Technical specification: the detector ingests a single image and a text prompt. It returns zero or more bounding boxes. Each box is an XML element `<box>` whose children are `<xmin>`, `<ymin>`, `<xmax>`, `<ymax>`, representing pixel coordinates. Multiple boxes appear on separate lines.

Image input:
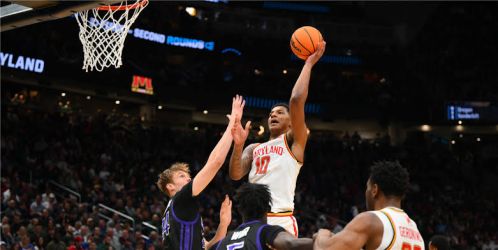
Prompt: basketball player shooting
<box><xmin>229</xmin><ymin>41</ymin><xmax>326</xmax><ymax>237</ymax></box>
<box><xmin>313</xmin><ymin>161</ymin><xmax>425</xmax><ymax>250</ymax></box>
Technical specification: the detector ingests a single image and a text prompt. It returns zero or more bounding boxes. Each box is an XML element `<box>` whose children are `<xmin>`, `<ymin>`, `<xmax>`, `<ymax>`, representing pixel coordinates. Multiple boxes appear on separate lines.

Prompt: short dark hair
<box><xmin>271</xmin><ymin>103</ymin><xmax>289</xmax><ymax>112</ymax></box>
<box><xmin>369</xmin><ymin>161</ymin><xmax>409</xmax><ymax>198</ymax></box>
<box><xmin>430</xmin><ymin>235</ymin><xmax>450</xmax><ymax>250</ymax></box>
<box><xmin>235</xmin><ymin>183</ymin><xmax>272</xmax><ymax>221</ymax></box>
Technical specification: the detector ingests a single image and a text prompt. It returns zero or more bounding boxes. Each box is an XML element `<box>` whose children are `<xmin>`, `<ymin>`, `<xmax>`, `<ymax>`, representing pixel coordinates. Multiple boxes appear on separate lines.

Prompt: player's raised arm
<box><xmin>205</xmin><ymin>195</ymin><xmax>232</xmax><ymax>250</ymax></box>
<box><xmin>313</xmin><ymin>212</ymin><xmax>381</xmax><ymax>250</ymax></box>
<box><xmin>192</xmin><ymin>95</ymin><xmax>244</xmax><ymax>196</ymax></box>
<box><xmin>288</xmin><ymin>41</ymin><xmax>326</xmax><ymax>163</ymax></box>
<box><xmin>229</xmin><ymin>143</ymin><xmax>257</xmax><ymax>180</ymax></box>
<box><xmin>228</xmin><ymin>100</ymin><xmax>255</xmax><ymax>181</ymax></box>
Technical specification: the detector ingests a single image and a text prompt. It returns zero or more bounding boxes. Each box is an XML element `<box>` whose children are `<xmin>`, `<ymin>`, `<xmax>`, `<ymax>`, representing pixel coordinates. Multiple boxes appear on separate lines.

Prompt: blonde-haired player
<box><xmin>314</xmin><ymin>161</ymin><xmax>425</xmax><ymax>250</ymax></box>
<box><xmin>229</xmin><ymin>41</ymin><xmax>326</xmax><ymax>237</ymax></box>
<box><xmin>157</xmin><ymin>95</ymin><xmax>245</xmax><ymax>250</ymax></box>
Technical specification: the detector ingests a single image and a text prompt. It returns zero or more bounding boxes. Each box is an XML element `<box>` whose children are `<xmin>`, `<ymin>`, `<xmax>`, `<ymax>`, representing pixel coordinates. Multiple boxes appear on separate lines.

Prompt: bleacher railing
<box><xmin>98</xmin><ymin>203</ymin><xmax>136</xmax><ymax>230</ymax></box>
<box><xmin>48</xmin><ymin>180</ymin><xmax>173</xmax><ymax>235</ymax></box>
<box><xmin>49</xmin><ymin>180</ymin><xmax>82</xmax><ymax>203</ymax></box>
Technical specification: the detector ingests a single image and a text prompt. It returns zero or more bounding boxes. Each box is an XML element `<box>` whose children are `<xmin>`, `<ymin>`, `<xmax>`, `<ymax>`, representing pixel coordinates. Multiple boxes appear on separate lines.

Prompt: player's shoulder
<box><xmin>245</xmin><ymin>142</ymin><xmax>260</xmax><ymax>151</ymax></box>
<box><xmin>347</xmin><ymin>212</ymin><xmax>383</xmax><ymax>233</ymax></box>
<box><xmin>355</xmin><ymin>212</ymin><xmax>380</xmax><ymax>223</ymax></box>
<box><xmin>264</xmin><ymin>223</ymin><xmax>286</xmax><ymax>233</ymax></box>
<box><xmin>261</xmin><ymin>224</ymin><xmax>287</xmax><ymax>246</ymax></box>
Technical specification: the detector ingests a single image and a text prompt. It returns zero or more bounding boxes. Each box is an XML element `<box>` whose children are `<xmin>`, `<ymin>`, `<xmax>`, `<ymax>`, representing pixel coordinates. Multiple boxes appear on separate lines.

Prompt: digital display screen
<box><xmin>447</xmin><ymin>102</ymin><xmax>498</xmax><ymax>121</ymax></box>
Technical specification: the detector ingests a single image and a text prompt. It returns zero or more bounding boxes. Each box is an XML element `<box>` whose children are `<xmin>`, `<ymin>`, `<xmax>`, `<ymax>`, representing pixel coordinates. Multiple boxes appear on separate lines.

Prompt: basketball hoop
<box><xmin>75</xmin><ymin>0</ymin><xmax>148</xmax><ymax>72</ymax></box>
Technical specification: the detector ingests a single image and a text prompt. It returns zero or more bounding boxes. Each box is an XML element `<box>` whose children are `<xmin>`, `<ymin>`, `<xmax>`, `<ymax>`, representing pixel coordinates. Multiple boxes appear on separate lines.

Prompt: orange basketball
<box><xmin>290</xmin><ymin>26</ymin><xmax>323</xmax><ymax>60</ymax></box>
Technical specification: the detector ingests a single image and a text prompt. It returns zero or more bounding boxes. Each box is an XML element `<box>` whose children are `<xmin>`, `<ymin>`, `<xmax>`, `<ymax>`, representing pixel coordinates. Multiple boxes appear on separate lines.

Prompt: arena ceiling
<box><xmin>1</xmin><ymin>2</ymin><xmax>497</xmax><ymax>124</ymax></box>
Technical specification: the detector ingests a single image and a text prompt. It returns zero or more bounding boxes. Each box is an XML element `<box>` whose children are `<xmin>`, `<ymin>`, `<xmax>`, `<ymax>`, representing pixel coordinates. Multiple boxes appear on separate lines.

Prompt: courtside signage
<box><xmin>0</xmin><ymin>52</ymin><xmax>45</xmax><ymax>73</ymax></box>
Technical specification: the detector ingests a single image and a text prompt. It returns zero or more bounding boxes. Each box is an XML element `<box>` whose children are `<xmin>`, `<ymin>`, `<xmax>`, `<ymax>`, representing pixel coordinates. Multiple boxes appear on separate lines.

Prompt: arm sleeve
<box><xmin>261</xmin><ymin>225</ymin><xmax>286</xmax><ymax>247</ymax></box>
<box><xmin>172</xmin><ymin>182</ymin><xmax>199</xmax><ymax>221</ymax></box>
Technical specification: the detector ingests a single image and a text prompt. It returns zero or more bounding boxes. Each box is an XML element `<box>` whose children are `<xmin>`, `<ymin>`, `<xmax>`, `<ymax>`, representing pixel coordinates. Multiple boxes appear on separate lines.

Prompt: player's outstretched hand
<box><xmin>227</xmin><ymin>95</ymin><xmax>244</xmax><ymax>123</ymax></box>
<box><xmin>306</xmin><ymin>41</ymin><xmax>326</xmax><ymax>67</ymax></box>
<box><xmin>231</xmin><ymin>118</ymin><xmax>251</xmax><ymax>147</ymax></box>
<box><xmin>227</xmin><ymin>95</ymin><xmax>251</xmax><ymax>145</ymax></box>
<box><xmin>219</xmin><ymin>195</ymin><xmax>232</xmax><ymax>227</ymax></box>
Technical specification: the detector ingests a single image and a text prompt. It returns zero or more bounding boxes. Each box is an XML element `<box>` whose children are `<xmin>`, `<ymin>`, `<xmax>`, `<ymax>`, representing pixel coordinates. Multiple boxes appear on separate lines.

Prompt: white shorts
<box><xmin>267</xmin><ymin>213</ymin><xmax>298</xmax><ymax>237</ymax></box>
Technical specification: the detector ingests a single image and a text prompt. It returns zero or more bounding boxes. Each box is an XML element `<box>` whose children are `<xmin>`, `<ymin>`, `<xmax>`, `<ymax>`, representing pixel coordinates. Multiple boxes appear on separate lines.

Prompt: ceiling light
<box><xmin>185</xmin><ymin>7</ymin><xmax>196</xmax><ymax>17</ymax></box>
<box><xmin>421</xmin><ymin>125</ymin><xmax>430</xmax><ymax>132</ymax></box>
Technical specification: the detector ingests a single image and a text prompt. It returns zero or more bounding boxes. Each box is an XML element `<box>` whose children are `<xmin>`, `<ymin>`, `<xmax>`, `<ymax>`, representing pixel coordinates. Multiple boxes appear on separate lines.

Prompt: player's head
<box><xmin>156</xmin><ymin>162</ymin><xmax>191</xmax><ymax>197</ymax></box>
<box><xmin>235</xmin><ymin>183</ymin><xmax>272</xmax><ymax>222</ymax></box>
<box><xmin>429</xmin><ymin>235</ymin><xmax>450</xmax><ymax>250</ymax></box>
<box><xmin>268</xmin><ymin>103</ymin><xmax>291</xmax><ymax>137</ymax></box>
<box><xmin>365</xmin><ymin>161</ymin><xmax>409</xmax><ymax>211</ymax></box>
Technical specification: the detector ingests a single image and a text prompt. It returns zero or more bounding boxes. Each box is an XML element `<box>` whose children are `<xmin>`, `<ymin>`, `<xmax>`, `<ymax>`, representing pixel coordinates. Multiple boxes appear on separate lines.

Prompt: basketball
<box><xmin>290</xmin><ymin>26</ymin><xmax>323</xmax><ymax>60</ymax></box>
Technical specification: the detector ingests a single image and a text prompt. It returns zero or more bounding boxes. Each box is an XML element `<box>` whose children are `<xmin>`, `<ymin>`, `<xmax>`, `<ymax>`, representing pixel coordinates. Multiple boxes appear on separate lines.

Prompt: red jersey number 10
<box><xmin>255</xmin><ymin>155</ymin><xmax>270</xmax><ymax>174</ymax></box>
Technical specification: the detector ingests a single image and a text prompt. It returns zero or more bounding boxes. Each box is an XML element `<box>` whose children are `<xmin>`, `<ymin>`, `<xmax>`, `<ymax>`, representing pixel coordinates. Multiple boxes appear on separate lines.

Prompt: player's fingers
<box><xmin>245</xmin><ymin>121</ymin><xmax>252</xmax><ymax>131</ymax></box>
<box><xmin>321</xmin><ymin>41</ymin><xmax>326</xmax><ymax>53</ymax></box>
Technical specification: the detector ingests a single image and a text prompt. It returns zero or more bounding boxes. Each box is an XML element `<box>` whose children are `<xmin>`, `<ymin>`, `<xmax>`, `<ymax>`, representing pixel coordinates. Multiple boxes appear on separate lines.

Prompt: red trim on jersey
<box><xmin>290</xmin><ymin>215</ymin><xmax>298</xmax><ymax>237</ymax></box>
<box><xmin>267</xmin><ymin>211</ymin><xmax>293</xmax><ymax>217</ymax></box>
<box><xmin>283</xmin><ymin>134</ymin><xmax>303</xmax><ymax>164</ymax></box>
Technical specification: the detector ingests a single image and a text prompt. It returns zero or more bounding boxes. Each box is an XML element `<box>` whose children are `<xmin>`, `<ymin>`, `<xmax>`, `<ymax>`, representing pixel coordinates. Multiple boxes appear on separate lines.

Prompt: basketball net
<box><xmin>75</xmin><ymin>0</ymin><xmax>148</xmax><ymax>72</ymax></box>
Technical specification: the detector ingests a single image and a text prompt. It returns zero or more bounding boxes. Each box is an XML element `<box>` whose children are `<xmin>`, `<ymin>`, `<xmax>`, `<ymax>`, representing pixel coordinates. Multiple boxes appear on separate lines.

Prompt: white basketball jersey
<box><xmin>249</xmin><ymin>134</ymin><xmax>303</xmax><ymax>213</ymax></box>
<box><xmin>371</xmin><ymin>207</ymin><xmax>425</xmax><ymax>250</ymax></box>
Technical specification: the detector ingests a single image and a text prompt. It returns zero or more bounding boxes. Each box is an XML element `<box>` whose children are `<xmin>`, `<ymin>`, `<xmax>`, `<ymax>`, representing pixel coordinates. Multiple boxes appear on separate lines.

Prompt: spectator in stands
<box><xmin>1</xmin><ymin>224</ymin><xmax>15</xmax><ymax>248</ymax></box>
<box><xmin>30</xmin><ymin>195</ymin><xmax>47</xmax><ymax>216</ymax></box>
<box><xmin>46</xmin><ymin>229</ymin><xmax>66</xmax><ymax>250</ymax></box>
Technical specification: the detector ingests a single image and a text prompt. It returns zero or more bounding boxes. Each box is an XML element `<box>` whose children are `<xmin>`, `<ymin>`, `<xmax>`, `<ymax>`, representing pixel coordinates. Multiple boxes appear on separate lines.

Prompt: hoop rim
<box><xmin>97</xmin><ymin>0</ymin><xmax>148</xmax><ymax>11</ymax></box>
